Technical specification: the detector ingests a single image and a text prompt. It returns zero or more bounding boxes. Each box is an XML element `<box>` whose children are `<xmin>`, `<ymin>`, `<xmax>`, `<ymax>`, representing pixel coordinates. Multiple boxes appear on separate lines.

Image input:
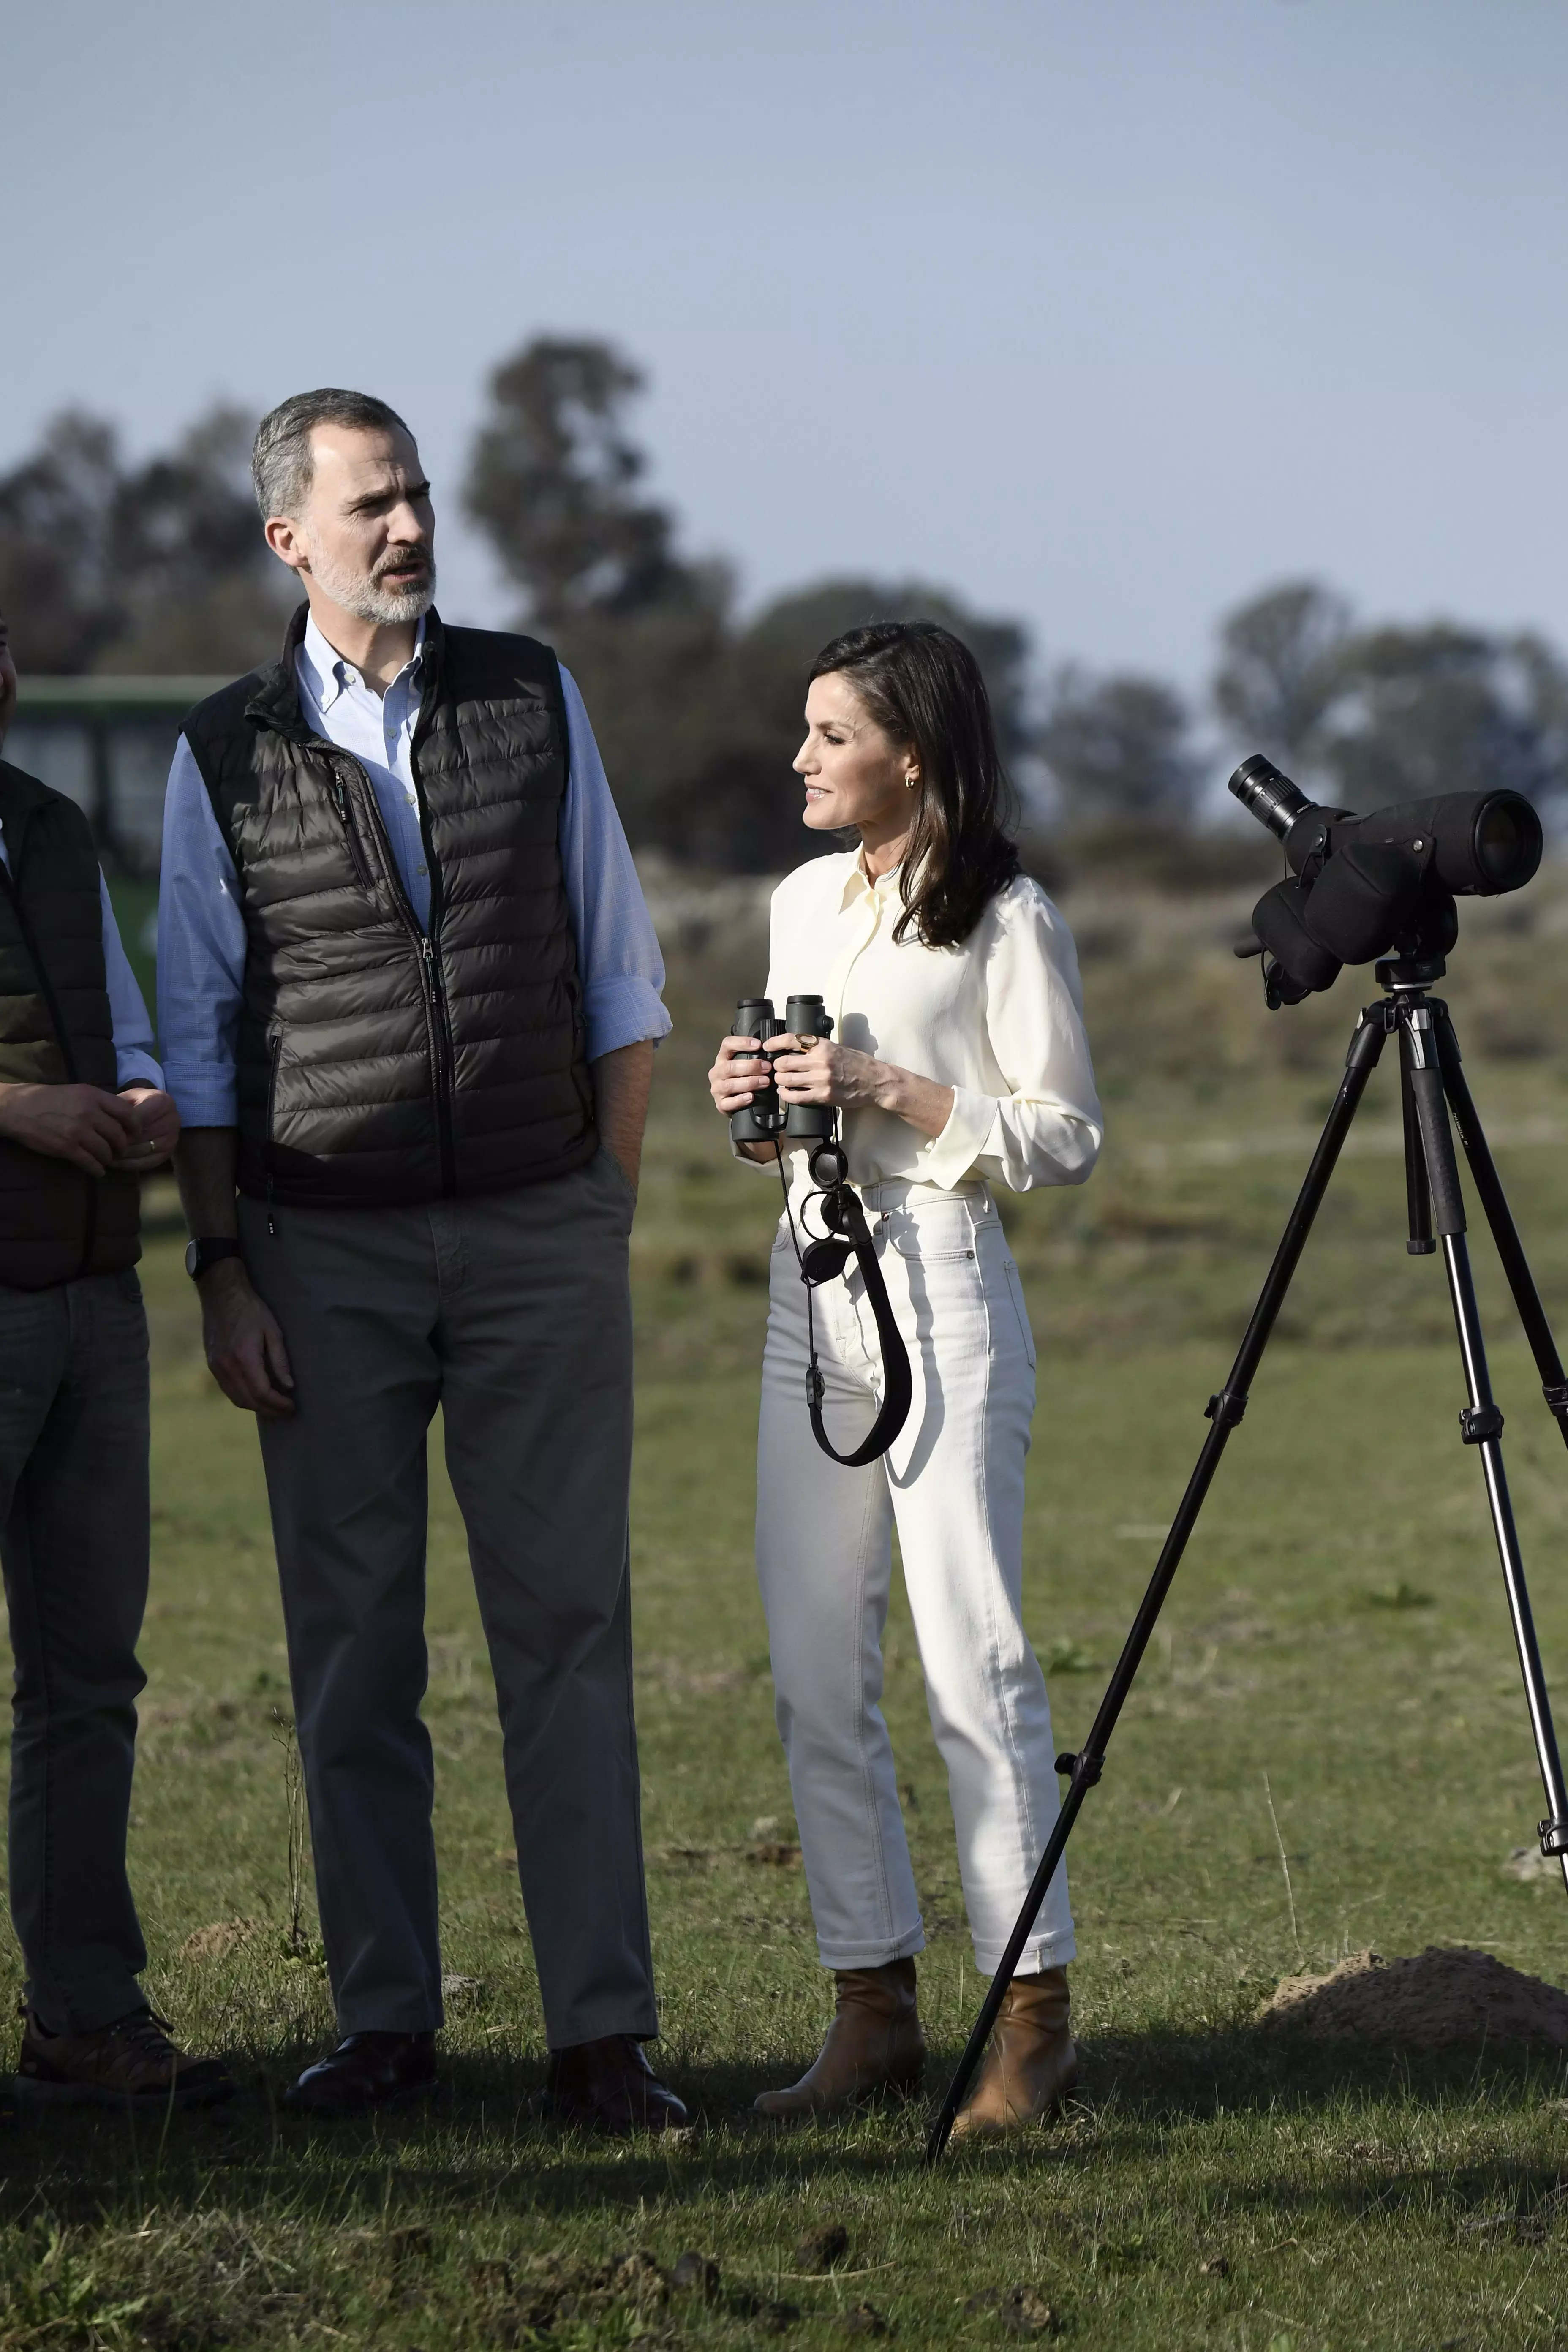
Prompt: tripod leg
<box><xmin>924</xmin><ymin>1005</ymin><xmax>1391</xmax><ymax>2163</ymax></box>
<box><xmin>1434</xmin><ymin>1004</ymin><xmax>1568</xmax><ymax>1451</ymax></box>
<box><xmin>1399</xmin><ymin>1029</ymin><xmax>1434</xmax><ymax>1255</ymax></box>
<box><xmin>1405</xmin><ymin>1007</ymin><xmax>1568</xmax><ymax>1891</ymax></box>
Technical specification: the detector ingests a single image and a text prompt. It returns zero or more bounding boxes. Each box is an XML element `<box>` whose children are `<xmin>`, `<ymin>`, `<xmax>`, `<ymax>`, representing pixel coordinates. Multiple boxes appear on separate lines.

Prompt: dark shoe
<box><xmin>755</xmin><ymin>1959</ymin><xmax>924</xmax><ymax>2118</ymax></box>
<box><xmin>286</xmin><ymin>2031</ymin><xmax>437</xmax><ymax>2117</ymax></box>
<box><xmin>546</xmin><ymin>2035</ymin><xmax>688</xmax><ymax>2134</ymax></box>
<box><xmin>13</xmin><ymin>2008</ymin><xmax>234</xmax><ymax>2108</ymax></box>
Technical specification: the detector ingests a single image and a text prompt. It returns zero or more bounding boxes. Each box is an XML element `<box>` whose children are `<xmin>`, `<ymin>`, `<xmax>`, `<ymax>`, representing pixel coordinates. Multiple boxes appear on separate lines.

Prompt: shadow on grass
<box><xmin>5</xmin><ymin>2029</ymin><xmax>1568</xmax><ymax>2235</ymax></box>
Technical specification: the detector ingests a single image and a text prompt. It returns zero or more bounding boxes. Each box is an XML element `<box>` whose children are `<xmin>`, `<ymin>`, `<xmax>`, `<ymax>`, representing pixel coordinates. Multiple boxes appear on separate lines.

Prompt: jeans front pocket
<box><xmin>1002</xmin><ymin>1255</ymin><xmax>1037</xmax><ymax>1369</ymax></box>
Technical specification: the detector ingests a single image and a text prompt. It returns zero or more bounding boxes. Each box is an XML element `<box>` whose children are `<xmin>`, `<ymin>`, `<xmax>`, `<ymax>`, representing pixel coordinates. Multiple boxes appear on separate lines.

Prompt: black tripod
<box><xmin>928</xmin><ymin>954</ymin><xmax>1568</xmax><ymax>2161</ymax></box>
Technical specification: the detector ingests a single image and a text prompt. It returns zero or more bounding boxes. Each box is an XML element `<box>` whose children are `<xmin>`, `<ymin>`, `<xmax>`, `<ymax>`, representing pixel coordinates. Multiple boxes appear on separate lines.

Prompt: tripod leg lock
<box><xmin>1205</xmin><ymin>1389</ymin><xmax>1249</xmax><ymax>1430</ymax></box>
<box><xmin>1055</xmin><ymin>1750</ymin><xmax>1104</xmax><ymax>1789</ymax></box>
<box><xmin>1540</xmin><ymin>1818</ymin><xmax>1568</xmax><ymax>1857</ymax></box>
<box><xmin>1542</xmin><ymin>1380</ymin><xmax>1568</xmax><ymax>1423</ymax></box>
<box><xmin>1459</xmin><ymin>1404</ymin><xmax>1504</xmax><ymax>1444</ymax></box>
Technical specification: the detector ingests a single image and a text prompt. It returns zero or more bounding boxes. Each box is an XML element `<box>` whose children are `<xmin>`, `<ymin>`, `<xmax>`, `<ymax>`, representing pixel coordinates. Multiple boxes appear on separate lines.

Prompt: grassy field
<box><xmin>7</xmin><ymin>878</ymin><xmax>1568</xmax><ymax>2347</ymax></box>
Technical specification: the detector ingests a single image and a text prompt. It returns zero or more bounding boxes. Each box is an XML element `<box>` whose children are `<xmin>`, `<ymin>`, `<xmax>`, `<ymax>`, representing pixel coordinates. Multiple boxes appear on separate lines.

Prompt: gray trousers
<box><xmin>238</xmin><ymin>1147</ymin><xmax>655</xmax><ymax>2047</ymax></box>
<box><xmin>0</xmin><ymin>1269</ymin><xmax>150</xmax><ymax>2034</ymax></box>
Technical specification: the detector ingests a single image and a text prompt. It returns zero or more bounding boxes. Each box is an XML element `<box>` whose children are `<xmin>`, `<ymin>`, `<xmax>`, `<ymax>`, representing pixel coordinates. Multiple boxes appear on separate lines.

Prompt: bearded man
<box><xmin>158</xmin><ymin>388</ymin><xmax>681</xmax><ymax>2127</ymax></box>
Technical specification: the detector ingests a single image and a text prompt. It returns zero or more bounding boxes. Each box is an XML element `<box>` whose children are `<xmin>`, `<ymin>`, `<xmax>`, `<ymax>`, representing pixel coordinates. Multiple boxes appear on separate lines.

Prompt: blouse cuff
<box><xmin>916</xmin><ymin>1084</ymin><xmax>1000</xmax><ymax>1190</ymax></box>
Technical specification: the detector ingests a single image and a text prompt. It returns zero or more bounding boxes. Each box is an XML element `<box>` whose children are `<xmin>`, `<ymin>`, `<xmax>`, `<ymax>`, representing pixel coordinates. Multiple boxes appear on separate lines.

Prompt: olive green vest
<box><xmin>0</xmin><ymin>761</ymin><xmax>140</xmax><ymax>1289</ymax></box>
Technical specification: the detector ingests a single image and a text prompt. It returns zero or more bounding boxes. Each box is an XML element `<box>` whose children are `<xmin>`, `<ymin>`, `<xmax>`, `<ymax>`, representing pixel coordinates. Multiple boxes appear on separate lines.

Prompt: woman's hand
<box><xmin>770</xmin><ymin>1035</ymin><xmax>956</xmax><ymax>1140</ymax></box>
<box><xmin>770</xmin><ymin>1035</ymin><xmax>882</xmax><ymax>1111</ymax></box>
<box><xmin>708</xmin><ymin>1034</ymin><xmax>776</xmax><ymax>1118</ymax></box>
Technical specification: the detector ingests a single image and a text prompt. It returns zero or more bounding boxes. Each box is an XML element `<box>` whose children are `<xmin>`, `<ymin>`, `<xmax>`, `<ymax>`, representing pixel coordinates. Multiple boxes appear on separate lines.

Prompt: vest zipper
<box><xmin>264</xmin><ymin>1032</ymin><xmax>282</xmax><ymax>1236</ymax></box>
<box><xmin>421</xmin><ymin>936</ymin><xmax>456</xmax><ymax>1195</ymax></box>
<box><xmin>322</xmin><ymin>750</ymin><xmax>455</xmax><ymax>1198</ymax></box>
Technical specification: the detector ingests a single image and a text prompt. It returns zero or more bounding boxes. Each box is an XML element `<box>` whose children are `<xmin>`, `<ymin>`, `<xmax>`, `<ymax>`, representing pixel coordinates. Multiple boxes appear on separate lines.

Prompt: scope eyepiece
<box><xmin>1228</xmin><ymin>754</ymin><xmax>1315</xmax><ymax>843</ymax></box>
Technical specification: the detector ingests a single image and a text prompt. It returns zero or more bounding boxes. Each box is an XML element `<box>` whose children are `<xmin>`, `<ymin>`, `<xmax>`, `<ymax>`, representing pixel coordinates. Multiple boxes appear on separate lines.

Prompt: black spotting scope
<box><xmin>1229</xmin><ymin>754</ymin><xmax>1543</xmax><ymax>1005</ymax></box>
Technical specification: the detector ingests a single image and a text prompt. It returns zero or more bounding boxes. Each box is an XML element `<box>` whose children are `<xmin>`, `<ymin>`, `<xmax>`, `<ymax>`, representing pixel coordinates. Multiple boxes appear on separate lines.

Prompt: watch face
<box><xmin>185</xmin><ymin>1240</ymin><xmax>201</xmax><ymax>1278</ymax></box>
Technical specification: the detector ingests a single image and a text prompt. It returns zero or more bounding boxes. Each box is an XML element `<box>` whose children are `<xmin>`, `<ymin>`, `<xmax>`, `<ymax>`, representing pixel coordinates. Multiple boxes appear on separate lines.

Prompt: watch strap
<box><xmin>185</xmin><ymin>1236</ymin><xmax>245</xmax><ymax>1281</ymax></box>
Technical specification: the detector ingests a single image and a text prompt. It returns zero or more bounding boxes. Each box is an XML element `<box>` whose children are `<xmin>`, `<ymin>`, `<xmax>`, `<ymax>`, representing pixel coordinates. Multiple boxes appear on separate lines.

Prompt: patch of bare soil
<box><xmin>1259</xmin><ymin>1946</ymin><xmax>1568</xmax><ymax>2051</ymax></box>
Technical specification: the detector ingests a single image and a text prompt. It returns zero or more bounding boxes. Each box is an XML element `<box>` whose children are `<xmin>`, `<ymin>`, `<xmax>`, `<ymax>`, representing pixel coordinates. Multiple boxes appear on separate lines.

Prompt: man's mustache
<box><xmin>375</xmin><ymin>547</ymin><xmax>433</xmax><ymax>581</ymax></box>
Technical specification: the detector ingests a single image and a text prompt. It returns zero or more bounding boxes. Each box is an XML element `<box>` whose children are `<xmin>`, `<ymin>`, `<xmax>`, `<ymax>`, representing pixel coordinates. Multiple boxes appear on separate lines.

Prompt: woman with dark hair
<box><xmin>708</xmin><ymin>621</ymin><xmax>1102</xmax><ymax>2137</ymax></box>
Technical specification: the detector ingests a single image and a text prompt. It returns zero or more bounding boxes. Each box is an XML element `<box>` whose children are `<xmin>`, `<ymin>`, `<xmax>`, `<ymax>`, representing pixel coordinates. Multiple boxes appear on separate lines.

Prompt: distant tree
<box><xmin>1039</xmin><ymin>667</ymin><xmax>1202</xmax><ymax>828</ymax></box>
<box><xmin>1320</xmin><ymin>624</ymin><xmax>1568</xmax><ymax>812</ymax></box>
<box><xmin>1212</xmin><ymin>580</ymin><xmax>1352</xmax><ymax>776</ymax></box>
<box><xmin>463</xmin><ymin>337</ymin><xmax>1039</xmax><ymax>870</ymax></box>
<box><xmin>463</xmin><ymin>338</ymin><xmax>705</xmax><ymax>629</ymax></box>
<box><xmin>101</xmin><ymin>404</ymin><xmax>292</xmax><ymax>672</ymax></box>
<box><xmin>0</xmin><ymin>402</ymin><xmax>289</xmax><ymax>675</ymax></box>
<box><xmin>0</xmin><ymin>411</ymin><xmax>122</xmax><ymax>671</ymax></box>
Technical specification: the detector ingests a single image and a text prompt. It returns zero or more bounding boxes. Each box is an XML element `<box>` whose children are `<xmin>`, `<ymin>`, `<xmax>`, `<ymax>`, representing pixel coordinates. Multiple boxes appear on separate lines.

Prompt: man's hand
<box><xmin>115</xmin><ymin>1086</ymin><xmax>181</xmax><ymax>1172</ymax></box>
<box><xmin>199</xmin><ymin>1258</ymin><xmax>296</xmax><ymax>1418</ymax></box>
<box><xmin>0</xmin><ymin>1082</ymin><xmax>140</xmax><ymax>1174</ymax></box>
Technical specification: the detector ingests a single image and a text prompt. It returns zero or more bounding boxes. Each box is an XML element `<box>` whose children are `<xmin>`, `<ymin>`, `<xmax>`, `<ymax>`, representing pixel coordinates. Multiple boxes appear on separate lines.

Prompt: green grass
<box><xmin>8</xmin><ymin>889</ymin><xmax>1568</xmax><ymax>2345</ymax></box>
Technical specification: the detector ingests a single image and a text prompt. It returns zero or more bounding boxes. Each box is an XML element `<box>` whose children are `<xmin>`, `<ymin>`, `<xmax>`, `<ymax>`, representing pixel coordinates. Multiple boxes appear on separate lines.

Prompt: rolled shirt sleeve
<box><xmin>99</xmin><ymin>878</ymin><xmax>163</xmax><ymax>1092</ymax></box>
<box><xmin>558</xmin><ymin>667</ymin><xmax>672</xmax><ymax>1060</ymax></box>
<box><xmin>155</xmin><ymin>735</ymin><xmax>247</xmax><ymax>1127</ymax></box>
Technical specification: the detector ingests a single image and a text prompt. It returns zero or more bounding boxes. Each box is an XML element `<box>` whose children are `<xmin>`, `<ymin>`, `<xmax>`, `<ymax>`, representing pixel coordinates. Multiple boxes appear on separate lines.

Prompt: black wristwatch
<box><xmin>185</xmin><ymin>1237</ymin><xmax>245</xmax><ymax>1282</ymax></box>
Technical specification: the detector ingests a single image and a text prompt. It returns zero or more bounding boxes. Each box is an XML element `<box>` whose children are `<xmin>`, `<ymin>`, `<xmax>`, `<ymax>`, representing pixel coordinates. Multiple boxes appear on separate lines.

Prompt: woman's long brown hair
<box><xmin>809</xmin><ymin>621</ymin><xmax>1020</xmax><ymax>949</ymax></box>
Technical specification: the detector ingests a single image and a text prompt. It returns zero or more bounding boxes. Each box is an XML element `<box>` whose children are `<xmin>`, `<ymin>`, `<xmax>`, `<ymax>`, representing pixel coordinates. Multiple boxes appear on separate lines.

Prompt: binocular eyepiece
<box><xmin>730</xmin><ymin>994</ymin><xmax>836</xmax><ymax>1145</ymax></box>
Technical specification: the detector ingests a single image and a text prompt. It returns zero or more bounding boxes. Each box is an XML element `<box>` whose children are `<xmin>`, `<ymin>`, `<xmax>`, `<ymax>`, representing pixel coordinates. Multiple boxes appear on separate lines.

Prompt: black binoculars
<box><xmin>729</xmin><ymin>994</ymin><xmax>835</xmax><ymax>1145</ymax></box>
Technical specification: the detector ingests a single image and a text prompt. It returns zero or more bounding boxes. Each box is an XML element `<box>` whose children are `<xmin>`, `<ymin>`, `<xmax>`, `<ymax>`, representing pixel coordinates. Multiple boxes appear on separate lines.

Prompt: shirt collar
<box><xmin>299</xmin><ymin>610</ymin><xmax>426</xmax><ymax>713</ymax></box>
<box><xmin>839</xmin><ymin>852</ymin><xmax>901</xmax><ymax>912</ymax></box>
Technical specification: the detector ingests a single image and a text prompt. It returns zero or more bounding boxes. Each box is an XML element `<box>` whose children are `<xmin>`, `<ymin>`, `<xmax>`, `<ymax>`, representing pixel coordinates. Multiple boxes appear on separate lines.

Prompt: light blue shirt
<box><xmin>156</xmin><ymin>612</ymin><xmax>671</xmax><ymax>1127</ymax></box>
<box><xmin>0</xmin><ymin>832</ymin><xmax>162</xmax><ymax>1093</ymax></box>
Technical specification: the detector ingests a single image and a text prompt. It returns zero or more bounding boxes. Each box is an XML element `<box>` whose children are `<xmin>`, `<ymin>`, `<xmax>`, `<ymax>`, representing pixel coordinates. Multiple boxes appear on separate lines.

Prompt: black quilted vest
<box><xmin>182</xmin><ymin>607</ymin><xmax>596</xmax><ymax>1209</ymax></box>
<box><xmin>0</xmin><ymin>762</ymin><xmax>140</xmax><ymax>1288</ymax></box>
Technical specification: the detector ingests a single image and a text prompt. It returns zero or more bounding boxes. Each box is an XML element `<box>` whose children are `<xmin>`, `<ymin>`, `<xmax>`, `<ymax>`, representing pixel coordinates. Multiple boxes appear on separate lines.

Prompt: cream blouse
<box><xmin>749</xmin><ymin>849</ymin><xmax>1103</xmax><ymax>1194</ymax></box>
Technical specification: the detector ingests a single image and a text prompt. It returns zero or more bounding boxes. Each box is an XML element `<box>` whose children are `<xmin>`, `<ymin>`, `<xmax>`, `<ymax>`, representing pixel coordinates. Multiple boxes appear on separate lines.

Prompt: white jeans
<box><xmin>755</xmin><ymin>1179</ymin><xmax>1075</xmax><ymax>1976</ymax></box>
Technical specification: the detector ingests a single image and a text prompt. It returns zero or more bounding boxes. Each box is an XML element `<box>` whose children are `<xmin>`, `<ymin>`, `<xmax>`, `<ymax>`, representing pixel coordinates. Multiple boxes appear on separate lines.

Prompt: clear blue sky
<box><xmin>5</xmin><ymin>0</ymin><xmax>1566</xmax><ymax>698</ymax></box>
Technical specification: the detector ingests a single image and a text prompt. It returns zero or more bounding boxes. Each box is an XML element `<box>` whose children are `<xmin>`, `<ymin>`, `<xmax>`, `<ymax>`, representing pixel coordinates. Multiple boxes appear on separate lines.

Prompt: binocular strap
<box><xmin>776</xmin><ymin>1145</ymin><xmax>914</xmax><ymax>1468</ymax></box>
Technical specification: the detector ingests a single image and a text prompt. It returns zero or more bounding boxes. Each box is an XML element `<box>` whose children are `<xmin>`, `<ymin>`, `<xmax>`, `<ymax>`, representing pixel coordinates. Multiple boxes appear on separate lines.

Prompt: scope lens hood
<box><xmin>1349</xmin><ymin>789</ymin><xmax>1542</xmax><ymax>897</ymax></box>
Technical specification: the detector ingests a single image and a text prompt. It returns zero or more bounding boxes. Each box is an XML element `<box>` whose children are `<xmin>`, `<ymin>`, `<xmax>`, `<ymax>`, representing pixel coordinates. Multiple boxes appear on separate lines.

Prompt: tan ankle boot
<box><xmin>948</xmin><ymin>1966</ymin><xmax>1076</xmax><ymax>2141</ymax></box>
<box><xmin>755</xmin><ymin>1959</ymin><xmax>925</xmax><ymax>2118</ymax></box>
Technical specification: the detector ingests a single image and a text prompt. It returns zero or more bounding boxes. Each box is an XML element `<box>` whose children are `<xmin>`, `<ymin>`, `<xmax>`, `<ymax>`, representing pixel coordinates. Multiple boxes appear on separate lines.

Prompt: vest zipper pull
<box><xmin>266</xmin><ymin>1174</ymin><xmax>277</xmax><ymax>1238</ymax></box>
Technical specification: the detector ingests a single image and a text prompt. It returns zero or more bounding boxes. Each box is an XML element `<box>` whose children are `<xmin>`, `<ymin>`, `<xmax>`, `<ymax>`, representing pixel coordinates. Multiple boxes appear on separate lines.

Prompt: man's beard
<box><xmin>308</xmin><ymin>543</ymin><xmax>437</xmax><ymax>625</ymax></box>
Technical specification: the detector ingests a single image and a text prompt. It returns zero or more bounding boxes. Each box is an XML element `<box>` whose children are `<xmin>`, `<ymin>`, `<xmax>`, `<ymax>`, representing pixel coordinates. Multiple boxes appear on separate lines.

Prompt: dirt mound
<box><xmin>1259</xmin><ymin>1946</ymin><xmax>1568</xmax><ymax>2051</ymax></box>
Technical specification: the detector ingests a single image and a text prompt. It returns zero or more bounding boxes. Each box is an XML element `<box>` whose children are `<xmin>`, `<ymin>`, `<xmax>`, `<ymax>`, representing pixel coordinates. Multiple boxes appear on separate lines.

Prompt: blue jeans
<box><xmin>0</xmin><ymin>1268</ymin><xmax>150</xmax><ymax>2032</ymax></box>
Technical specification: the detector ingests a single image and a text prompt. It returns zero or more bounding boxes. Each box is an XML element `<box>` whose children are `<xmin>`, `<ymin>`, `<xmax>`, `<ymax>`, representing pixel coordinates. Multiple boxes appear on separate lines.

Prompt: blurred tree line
<box><xmin>6</xmin><ymin>340</ymin><xmax>1568</xmax><ymax>872</ymax></box>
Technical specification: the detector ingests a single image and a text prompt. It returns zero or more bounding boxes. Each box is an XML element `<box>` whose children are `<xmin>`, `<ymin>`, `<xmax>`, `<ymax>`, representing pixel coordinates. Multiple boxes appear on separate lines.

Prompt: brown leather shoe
<box><xmin>545</xmin><ymin>2035</ymin><xmax>688</xmax><ymax>2134</ymax></box>
<box><xmin>755</xmin><ymin>1959</ymin><xmax>925</xmax><ymax>2118</ymax></box>
<box><xmin>286</xmin><ymin>2031</ymin><xmax>437</xmax><ymax>2116</ymax></box>
<box><xmin>948</xmin><ymin>1967</ymin><xmax>1076</xmax><ymax>2141</ymax></box>
<box><xmin>14</xmin><ymin>2008</ymin><xmax>233</xmax><ymax>2108</ymax></box>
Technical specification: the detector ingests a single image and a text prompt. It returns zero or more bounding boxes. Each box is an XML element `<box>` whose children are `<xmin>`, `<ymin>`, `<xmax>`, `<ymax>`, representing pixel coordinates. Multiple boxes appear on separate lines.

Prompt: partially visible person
<box><xmin>0</xmin><ymin>606</ymin><xmax>229</xmax><ymax>2106</ymax></box>
<box><xmin>709</xmin><ymin>621</ymin><xmax>1102</xmax><ymax>2139</ymax></box>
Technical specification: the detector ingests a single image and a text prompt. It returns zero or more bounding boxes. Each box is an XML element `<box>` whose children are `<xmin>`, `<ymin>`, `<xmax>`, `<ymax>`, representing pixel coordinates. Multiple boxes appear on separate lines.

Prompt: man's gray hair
<box><xmin>251</xmin><ymin>388</ymin><xmax>413</xmax><ymax>521</ymax></box>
